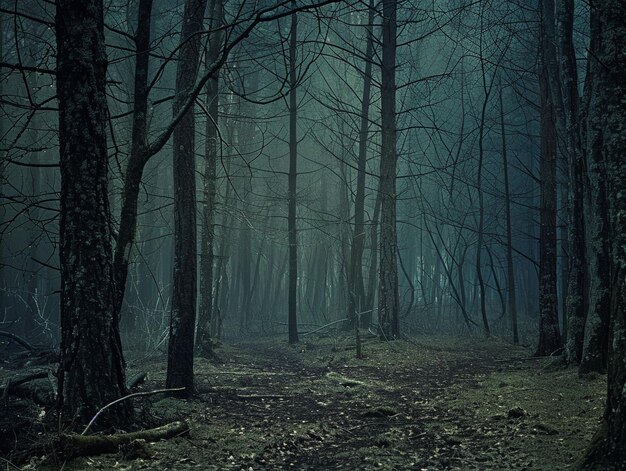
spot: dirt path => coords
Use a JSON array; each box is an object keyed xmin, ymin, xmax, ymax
[{"xmin": 12, "ymin": 335, "xmax": 606, "ymax": 470}]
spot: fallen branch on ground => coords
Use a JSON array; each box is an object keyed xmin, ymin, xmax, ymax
[
  {"xmin": 17, "ymin": 421, "xmax": 190, "ymax": 463},
  {"xmin": 2, "ymin": 370, "xmax": 49, "ymax": 397},
  {"xmin": 82, "ymin": 387, "xmax": 185, "ymax": 436},
  {"xmin": 2, "ymin": 370, "xmax": 55, "ymax": 405}
]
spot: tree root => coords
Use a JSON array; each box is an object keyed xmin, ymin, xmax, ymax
[{"xmin": 572, "ymin": 421, "xmax": 608, "ymax": 470}]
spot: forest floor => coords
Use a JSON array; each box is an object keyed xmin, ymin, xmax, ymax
[{"xmin": 2, "ymin": 333, "xmax": 606, "ymax": 470}]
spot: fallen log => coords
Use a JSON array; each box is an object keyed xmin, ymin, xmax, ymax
[
  {"xmin": 2, "ymin": 370, "xmax": 54, "ymax": 405},
  {"xmin": 17, "ymin": 421, "xmax": 190, "ymax": 463},
  {"xmin": 60, "ymin": 421, "xmax": 190, "ymax": 459},
  {"xmin": 2, "ymin": 370, "xmax": 48, "ymax": 395}
]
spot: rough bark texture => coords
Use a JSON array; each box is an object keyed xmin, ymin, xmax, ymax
[
  {"xmin": 580, "ymin": 7, "xmax": 610, "ymax": 375},
  {"xmin": 535, "ymin": 0, "xmax": 562, "ymax": 357},
  {"xmin": 377, "ymin": 0, "xmax": 399, "ymax": 340},
  {"xmin": 166, "ymin": 0, "xmax": 208, "ymax": 396},
  {"xmin": 197, "ymin": 0, "xmax": 223, "ymax": 358},
  {"xmin": 56, "ymin": 0, "xmax": 130, "ymax": 426},
  {"xmin": 287, "ymin": 3, "xmax": 299, "ymax": 345},
  {"xmin": 600, "ymin": 0, "xmax": 626, "ymax": 460},
  {"xmin": 556, "ymin": 0, "xmax": 588, "ymax": 365},
  {"xmin": 579, "ymin": 1, "xmax": 626, "ymax": 465}
]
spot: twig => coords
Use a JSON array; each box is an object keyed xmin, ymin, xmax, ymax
[
  {"xmin": 81, "ymin": 387, "xmax": 185, "ymax": 436},
  {"xmin": 301, "ymin": 318, "xmax": 348, "ymax": 336}
]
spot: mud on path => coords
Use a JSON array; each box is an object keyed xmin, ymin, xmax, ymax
[{"xmin": 13, "ymin": 335, "xmax": 606, "ymax": 470}]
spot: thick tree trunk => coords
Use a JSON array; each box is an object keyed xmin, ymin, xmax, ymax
[
  {"xmin": 166, "ymin": 0, "xmax": 208, "ymax": 396},
  {"xmin": 599, "ymin": 0, "xmax": 626, "ymax": 459},
  {"xmin": 535, "ymin": 0, "xmax": 562, "ymax": 357},
  {"xmin": 579, "ymin": 1, "xmax": 626, "ymax": 465},
  {"xmin": 197, "ymin": 0, "xmax": 223, "ymax": 358},
  {"xmin": 556, "ymin": 0, "xmax": 588, "ymax": 364},
  {"xmin": 377, "ymin": 0, "xmax": 399, "ymax": 340},
  {"xmin": 56, "ymin": 0, "xmax": 130, "ymax": 427},
  {"xmin": 287, "ymin": 4, "xmax": 299, "ymax": 344}
]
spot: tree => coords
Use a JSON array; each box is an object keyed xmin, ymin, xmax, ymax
[
  {"xmin": 197, "ymin": 0, "xmax": 224, "ymax": 357},
  {"xmin": 499, "ymin": 84, "xmax": 519, "ymax": 344},
  {"xmin": 377, "ymin": 0, "xmax": 399, "ymax": 340},
  {"xmin": 287, "ymin": 1, "xmax": 299, "ymax": 345},
  {"xmin": 556, "ymin": 0, "xmax": 588, "ymax": 365},
  {"xmin": 579, "ymin": 0, "xmax": 626, "ymax": 465},
  {"xmin": 535, "ymin": 0, "xmax": 562, "ymax": 357},
  {"xmin": 56, "ymin": 0, "xmax": 130, "ymax": 426},
  {"xmin": 347, "ymin": 0, "xmax": 375, "ymax": 334},
  {"xmin": 579, "ymin": 6, "xmax": 609, "ymax": 375},
  {"xmin": 166, "ymin": 0, "xmax": 208, "ymax": 397}
]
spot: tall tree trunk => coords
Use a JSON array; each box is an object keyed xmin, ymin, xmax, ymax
[
  {"xmin": 347, "ymin": 0, "xmax": 375, "ymax": 329},
  {"xmin": 556, "ymin": 0, "xmax": 588, "ymax": 364},
  {"xmin": 56, "ymin": 0, "xmax": 130, "ymax": 427},
  {"xmin": 535, "ymin": 0, "xmax": 562, "ymax": 357},
  {"xmin": 499, "ymin": 85, "xmax": 519, "ymax": 344},
  {"xmin": 377, "ymin": 0, "xmax": 399, "ymax": 340},
  {"xmin": 166, "ymin": 0, "xmax": 208, "ymax": 396},
  {"xmin": 287, "ymin": 3, "xmax": 299, "ymax": 344},
  {"xmin": 113, "ymin": 0, "xmax": 153, "ymax": 321},
  {"xmin": 579, "ymin": 8, "xmax": 610, "ymax": 375},
  {"xmin": 601, "ymin": 0, "xmax": 626, "ymax": 457},
  {"xmin": 366, "ymin": 188, "xmax": 382, "ymax": 323},
  {"xmin": 197, "ymin": 0, "xmax": 223, "ymax": 358},
  {"xmin": 579, "ymin": 0, "xmax": 626, "ymax": 464}
]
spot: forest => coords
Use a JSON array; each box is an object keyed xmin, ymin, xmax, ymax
[{"xmin": 0, "ymin": 0, "xmax": 625, "ymax": 469}]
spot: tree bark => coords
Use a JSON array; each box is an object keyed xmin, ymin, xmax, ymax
[
  {"xmin": 347, "ymin": 0, "xmax": 375, "ymax": 330},
  {"xmin": 377, "ymin": 0, "xmax": 399, "ymax": 340},
  {"xmin": 197, "ymin": 0, "xmax": 223, "ymax": 358},
  {"xmin": 166, "ymin": 0, "xmax": 208, "ymax": 397},
  {"xmin": 556, "ymin": 0, "xmax": 588, "ymax": 364},
  {"xmin": 499, "ymin": 84, "xmax": 519, "ymax": 344},
  {"xmin": 579, "ymin": 8, "xmax": 610, "ymax": 375},
  {"xmin": 112, "ymin": 0, "xmax": 153, "ymax": 322},
  {"xmin": 535, "ymin": 0, "xmax": 562, "ymax": 357},
  {"xmin": 579, "ymin": 1, "xmax": 626, "ymax": 465},
  {"xmin": 287, "ymin": 3, "xmax": 299, "ymax": 344},
  {"xmin": 55, "ymin": 0, "xmax": 130, "ymax": 427},
  {"xmin": 598, "ymin": 0, "xmax": 626, "ymax": 459}
]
